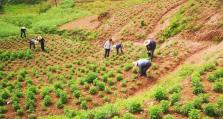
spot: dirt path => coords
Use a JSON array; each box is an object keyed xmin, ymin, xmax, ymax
[{"xmin": 59, "ymin": 15, "xmax": 101, "ymax": 30}]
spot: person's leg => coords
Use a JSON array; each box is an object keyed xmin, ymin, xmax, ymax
[
  {"xmin": 108, "ymin": 49, "xmax": 110, "ymax": 57},
  {"xmin": 120, "ymin": 47, "xmax": 123, "ymax": 54},
  {"xmin": 142, "ymin": 65, "xmax": 149, "ymax": 76},
  {"xmin": 116, "ymin": 48, "xmax": 119, "ymax": 55},
  {"xmin": 21, "ymin": 31, "xmax": 23, "ymax": 38},
  {"xmin": 42, "ymin": 44, "xmax": 45, "ymax": 51},
  {"xmin": 33, "ymin": 44, "xmax": 35, "ymax": 49},
  {"xmin": 138, "ymin": 66, "xmax": 143, "ymax": 76},
  {"xmin": 24, "ymin": 32, "xmax": 26, "ymax": 38},
  {"xmin": 104, "ymin": 49, "xmax": 107, "ymax": 58},
  {"xmin": 30, "ymin": 42, "xmax": 32, "ymax": 49}
]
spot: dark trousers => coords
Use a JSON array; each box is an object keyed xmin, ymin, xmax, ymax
[
  {"xmin": 21, "ymin": 31, "xmax": 26, "ymax": 38},
  {"xmin": 104, "ymin": 49, "xmax": 110, "ymax": 58},
  {"xmin": 148, "ymin": 49, "xmax": 155, "ymax": 60},
  {"xmin": 116, "ymin": 48, "xmax": 123, "ymax": 55},
  {"xmin": 30, "ymin": 42, "xmax": 35, "ymax": 49},
  {"xmin": 41, "ymin": 43, "xmax": 45, "ymax": 51},
  {"xmin": 139, "ymin": 65, "xmax": 150, "ymax": 76}
]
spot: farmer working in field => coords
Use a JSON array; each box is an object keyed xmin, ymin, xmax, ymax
[
  {"xmin": 114, "ymin": 41, "xmax": 123, "ymax": 55},
  {"xmin": 133, "ymin": 59, "xmax": 152, "ymax": 77},
  {"xmin": 144, "ymin": 38, "xmax": 156, "ymax": 60},
  {"xmin": 29, "ymin": 38, "xmax": 38, "ymax": 49},
  {"xmin": 104, "ymin": 38, "xmax": 112, "ymax": 58},
  {"xmin": 38, "ymin": 36, "xmax": 45, "ymax": 51},
  {"xmin": 20, "ymin": 26, "xmax": 27, "ymax": 38}
]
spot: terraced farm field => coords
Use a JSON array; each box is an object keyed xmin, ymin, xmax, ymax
[{"xmin": 0, "ymin": 0, "xmax": 223, "ymax": 119}]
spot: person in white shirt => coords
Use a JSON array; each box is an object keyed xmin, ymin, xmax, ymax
[
  {"xmin": 104, "ymin": 39, "xmax": 112, "ymax": 58},
  {"xmin": 29, "ymin": 38, "xmax": 38, "ymax": 49}
]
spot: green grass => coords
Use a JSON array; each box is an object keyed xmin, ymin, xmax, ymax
[{"xmin": 0, "ymin": 0, "xmax": 148, "ymax": 38}]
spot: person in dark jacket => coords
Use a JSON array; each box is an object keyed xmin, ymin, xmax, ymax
[
  {"xmin": 133, "ymin": 59, "xmax": 152, "ymax": 77},
  {"xmin": 20, "ymin": 26, "xmax": 26, "ymax": 38},
  {"xmin": 114, "ymin": 42, "xmax": 123, "ymax": 55},
  {"xmin": 144, "ymin": 38, "xmax": 156, "ymax": 60},
  {"xmin": 38, "ymin": 36, "xmax": 45, "ymax": 51}
]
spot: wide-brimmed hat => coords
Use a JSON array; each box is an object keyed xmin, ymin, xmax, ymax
[{"xmin": 37, "ymin": 36, "xmax": 42, "ymax": 40}]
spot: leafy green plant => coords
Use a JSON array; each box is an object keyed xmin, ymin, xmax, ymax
[
  {"xmin": 160, "ymin": 100, "xmax": 170, "ymax": 113},
  {"xmin": 181, "ymin": 102, "xmax": 195, "ymax": 116},
  {"xmin": 89, "ymin": 86, "xmax": 97, "ymax": 95},
  {"xmin": 203, "ymin": 103, "xmax": 218, "ymax": 117},
  {"xmin": 124, "ymin": 64, "xmax": 133, "ymax": 71},
  {"xmin": 127, "ymin": 101, "xmax": 142, "ymax": 113},
  {"xmin": 116, "ymin": 74, "xmax": 123, "ymax": 81},
  {"xmin": 153, "ymin": 87, "xmax": 167, "ymax": 101},
  {"xmin": 43, "ymin": 95, "xmax": 52, "ymax": 106},
  {"xmin": 189, "ymin": 109, "xmax": 200, "ymax": 119},
  {"xmin": 85, "ymin": 72, "xmax": 97, "ymax": 83},
  {"xmin": 213, "ymin": 79, "xmax": 223, "ymax": 93},
  {"xmin": 96, "ymin": 82, "xmax": 105, "ymax": 91},
  {"xmin": 148, "ymin": 105, "xmax": 162, "ymax": 119},
  {"xmin": 163, "ymin": 114, "xmax": 174, "ymax": 119},
  {"xmin": 170, "ymin": 93, "xmax": 180, "ymax": 105}
]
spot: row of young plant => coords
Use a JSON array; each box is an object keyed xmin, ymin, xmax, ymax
[
  {"xmin": 208, "ymin": 68, "xmax": 223, "ymax": 93},
  {"xmin": 0, "ymin": 49, "xmax": 34, "ymax": 61}
]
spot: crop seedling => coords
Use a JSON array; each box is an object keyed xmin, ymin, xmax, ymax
[
  {"xmin": 160, "ymin": 100, "xmax": 171, "ymax": 113},
  {"xmin": 203, "ymin": 103, "xmax": 218, "ymax": 117},
  {"xmin": 127, "ymin": 101, "xmax": 142, "ymax": 113},
  {"xmin": 116, "ymin": 74, "xmax": 123, "ymax": 81},
  {"xmin": 153, "ymin": 87, "xmax": 167, "ymax": 101},
  {"xmin": 181, "ymin": 102, "xmax": 195, "ymax": 116},
  {"xmin": 148, "ymin": 105, "xmax": 162, "ymax": 119},
  {"xmin": 163, "ymin": 114, "xmax": 174, "ymax": 119},
  {"xmin": 89, "ymin": 86, "xmax": 97, "ymax": 95},
  {"xmin": 189, "ymin": 109, "xmax": 200, "ymax": 119}
]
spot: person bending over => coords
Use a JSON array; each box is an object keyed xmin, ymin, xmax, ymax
[{"xmin": 133, "ymin": 59, "xmax": 152, "ymax": 77}]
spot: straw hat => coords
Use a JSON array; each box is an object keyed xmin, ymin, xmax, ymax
[{"xmin": 37, "ymin": 36, "xmax": 42, "ymax": 40}]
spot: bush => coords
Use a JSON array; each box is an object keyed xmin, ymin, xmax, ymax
[
  {"xmin": 127, "ymin": 101, "xmax": 142, "ymax": 113},
  {"xmin": 108, "ymin": 79, "xmax": 115, "ymax": 86},
  {"xmin": 81, "ymin": 101, "xmax": 88, "ymax": 110},
  {"xmin": 102, "ymin": 74, "xmax": 108, "ymax": 82},
  {"xmin": 213, "ymin": 79, "xmax": 223, "ymax": 93},
  {"xmin": 116, "ymin": 74, "xmax": 123, "ymax": 81},
  {"xmin": 85, "ymin": 72, "xmax": 97, "ymax": 83},
  {"xmin": 43, "ymin": 95, "xmax": 52, "ymax": 106},
  {"xmin": 181, "ymin": 102, "xmax": 195, "ymax": 115},
  {"xmin": 192, "ymin": 83, "xmax": 204, "ymax": 95},
  {"xmin": 153, "ymin": 87, "xmax": 167, "ymax": 101},
  {"xmin": 163, "ymin": 114, "xmax": 174, "ymax": 119},
  {"xmin": 169, "ymin": 85, "xmax": 182, "ymax": 94},
  {"xmin": 56, "ymin": 100, "xmax": 64, "ymax": 109},
  {"xmin": 73, "ymin": 90, "xmax": 81, "ymax": 98},
  {"xmin": 170, "ymin": 93, "xmax": 180, "ymax": 105},
  {"xmin": 124, "ymin": 64, "xmax": 133, "ymax": 71},
  {"xmin": 160, "ymin": 100, "xmax": 170, "ymax": 113},
  {"xmin": 17, "ymin": 108, "xmax": 24, "ymax": 116},
  {"xmin": 148, "ymin": 105, "xmax": 162, "ymax": 119},
  {"xmin": 203, "ymin": 103, "xmax": 218, "ymax": 117},
  {"xmin": 64, "ymin": 109, "xmax": 76, "ymax": 118},
  {"xmin": 96, "ymin": 82, "xmax": 105, "ymax": 91},
  {"xmin": 89, "ymin": 86, "xmax": 97, "ymax": 95},
  {"xmin": 59, "ymin": 92, "xmax": 68, "ymax": 104},
  {"xmin": 189, "ymin": 109, "xmax": 200, "ymax": 119}
]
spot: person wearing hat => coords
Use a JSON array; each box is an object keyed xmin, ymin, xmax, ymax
[
  {"xmin": 20, "ymin": 26, "xmax": 27, "ymax": 38},
  {"xmin": 38, "ymin": 36, "xmax": 45, "ymax": 51},
  {"xmin": 133, "ymin": 59, "xmax": 152, "ymax": 77},
  {"xmin": 144, "ymin": 38, "xmax": 156, "ymax": 60},
  {"xmin": 104, "ymin": 38, "xmax": 112, "ymax": 58}
]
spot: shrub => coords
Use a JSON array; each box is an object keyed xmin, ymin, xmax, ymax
[
  {"xmin": 213, "ymin": 79, "xmax": 223, "ymax": 93},
  {"xmin": 17, "ymin": 108, "xmax": 24, "ymax": 116},
  {"xmin": 122, "ymin": 113, "xmax": 134, "ymax": 119},
  {"xmin": 102, "ymin": 74, "xmax": 108, "ymax": 82},
  {"xmin": 116, "ymin": 74, "xmax": 123, "ymax": 81},
  {"xmin": 81, "ymin": 101, "xmax": 88, "ymax": 110},
  {"xmin": 124, "ymin": 64, "xmax": 133, "ymax": 71},
  {"xmin": 148, "ymin": 105, "xmax": 162, "ymax": 119},
  {"xmin": 64, "ymin": 109, "xmax": 76, "ymax": 118},
  {"xmin": 56, "ymin": 100, "xmax": 64, "ymax": 109},
  {"xmin": 163, "ymin": 114, "xmax": 174, "ymax": 119},
  {"xmin": 43, "ymin": 95, "xmax": 52, "ymax": 106},
  {"xmin": 169, "ymin": 85, "xmax": 182, "ymax": 94},
  {"xmin": 73, "ymin": 90, "xmax": 81, "ymax": 98},
  {"xmin": 192, "ymin": 83, "xmax": 204, "ymax": 95},
  {"xmin": 96, "ymin": 82, "xmax": 105, "ymax": 91},
  {"xmin": 108, "ymin": 79, "xmax": 115, "ymax": 86},
  {"xmin": 40, "ymin": 87, "xmax": 51, "ymax": 98},
  {"xmin": 1, "ymin": 90, "xmax": 10, "ymax": 99},
  {"xmin": 181, "ymin": 102, "xmax": 195, "ymax": 115},
  {"xmin": 89, "ymin": 86, "xmax": 97, "ymax": 95},
  {"xmin": 85, "ymin": 72, "xmax": 97, "ymax": 83},
  {"xmin": 160, "ymin": 100, "xmax": 170, "ymax": 113},
  {"xmin": 127, "ymin": 101, "xmax": 142, "ymax": 113},
  {"xmin": 170, "ymin": 93, "xmax": 180, "ymax": 105},
  {"xmin": 203, "ymin": 103, "xmax": 218, "ymax": 117},
  {"xmin": 59, "ymin": 92, "xmax": 68, "ymax": 104},
  {"xmin": 153, "ymin": 87, "xmax": 167, "ymax": 101},
  {"xmin": 189, "ymin": 109, "xmax": 200, "ymax": 119}
]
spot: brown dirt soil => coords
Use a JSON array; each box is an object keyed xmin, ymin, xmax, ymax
[{"xmin": 59, "ymin": 15, "xmax": 101, "ymax": 30}]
